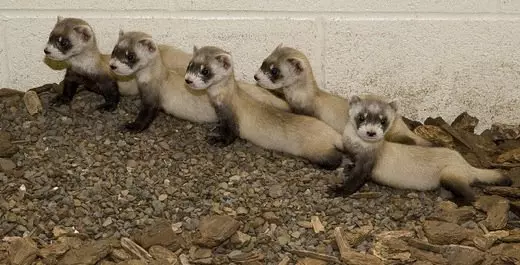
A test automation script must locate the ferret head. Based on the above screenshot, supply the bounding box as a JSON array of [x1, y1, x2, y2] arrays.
[[44, 16, 95, 61], [109, 30, 158, 76], [254, 44, 310, 90], [184, 46, 233, 90], [348, 94, 398, 142]]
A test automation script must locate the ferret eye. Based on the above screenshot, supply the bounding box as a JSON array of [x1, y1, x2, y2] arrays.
[[381, 118, 387, 125], [270, 67, 279, 76], [59, 38, 70, 47], [126, 53, 135, 61], [201, 68, 209, 76], [357, 115, 365, 123]]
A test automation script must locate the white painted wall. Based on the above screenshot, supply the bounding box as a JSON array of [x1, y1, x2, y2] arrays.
[[1, 1, 520, 131]]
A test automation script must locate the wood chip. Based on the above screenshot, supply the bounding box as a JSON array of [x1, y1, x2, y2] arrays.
[[478, 221, 490, 234], [333, 227, 351, 261], [120, 237, 152, 261], [0, 88, 24, 98], [179, 254, 191, 265], [278, 255, 290, 265], [296, 257, 327, 265], [349, 192, 383, 199], [311, 216, 325, 233], [427, 118, 492, 167], [289, 249, 342, 264], [23, 90, 43, 115], [483, 187, 520, 198], [405, 238, 444, 254], [490, 163, 520, 169], [229, 252, 264, 263]]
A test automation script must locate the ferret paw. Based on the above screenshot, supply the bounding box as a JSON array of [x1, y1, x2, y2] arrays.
[[50, 95, 71, 107], [121, 122, 145, 133], [327, 184, 353, 198], [96, 102, 117, 112], [208, 135, 233, 147]]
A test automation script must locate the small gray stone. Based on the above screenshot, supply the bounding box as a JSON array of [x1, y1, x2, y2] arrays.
[[0, 158, 16, 172], [126, 160, 137, 168], [236, 207, 248, 215], [262, 212, 280, 224], [268, 184, 284, 198], [277, 234, 290, 245], [103, 217, 113, 227]]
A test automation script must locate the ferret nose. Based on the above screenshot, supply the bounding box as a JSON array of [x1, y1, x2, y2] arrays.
[[44, 48, 50, 55], [367, 131, 376, 137], [110, 64, 117, 70], [254, 74, 259, 81], [185, 78, 192, 84]]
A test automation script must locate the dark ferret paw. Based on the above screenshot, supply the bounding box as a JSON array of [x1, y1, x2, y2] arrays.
[[96, 102, 118, 112], [207, 135, 233, 147], [121, 122, 145, 133], [327, 184, 351, 198], [50, 95, 71, 107]]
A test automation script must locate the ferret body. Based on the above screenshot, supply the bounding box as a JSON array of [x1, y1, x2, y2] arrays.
[[184, 46, 344, 169], [335, 94, 512, 203], [109, 31, 217, 131], [44, 17, 195, 110], [44, 16, 121, 111], [254, 45, 431, 146], [109, 31, 289, 132]]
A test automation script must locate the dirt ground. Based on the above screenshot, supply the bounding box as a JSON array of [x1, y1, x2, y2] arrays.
[[1, 87, 520, 265]]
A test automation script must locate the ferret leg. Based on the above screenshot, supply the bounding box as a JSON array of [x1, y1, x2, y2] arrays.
[[440, 168, 476, 203], [208, 104, 239, 147]]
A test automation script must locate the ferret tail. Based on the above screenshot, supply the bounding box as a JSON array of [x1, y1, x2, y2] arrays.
[[469, 167, 512, 186]]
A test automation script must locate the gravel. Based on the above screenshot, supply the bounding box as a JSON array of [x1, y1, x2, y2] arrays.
[[0, 90, 443, 263]]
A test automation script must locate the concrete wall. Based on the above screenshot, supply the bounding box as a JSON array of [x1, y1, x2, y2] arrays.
[[1, 1, 520, 131]]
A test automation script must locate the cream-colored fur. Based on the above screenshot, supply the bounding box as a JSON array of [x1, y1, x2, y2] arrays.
[[257, 45, 430, 146], [366, 135, 503, 191], [115, 45, 192, 96], [188, 46, 343, 169], [160, 47, 290, 111], [239, 82, 290, 111], [232, 87, 344, 165], [112, 32, 217, 123], [342, 95, 508, 199], [155, 71, 217, 123]]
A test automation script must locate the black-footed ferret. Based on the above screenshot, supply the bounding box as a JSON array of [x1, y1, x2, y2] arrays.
[[44, 16, 192, 110], [44, 16, 120, 111], [108, 31, 290, 132], [254, 44, 431, 146], [109, 31, 218, 132], [184, 46, 344, 170], [333, 94, 512, 203]]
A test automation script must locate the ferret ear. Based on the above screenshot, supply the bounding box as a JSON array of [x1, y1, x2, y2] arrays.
[[389, 100, 398, 111], [73, 25, 93, 42], [118, 29, 125, 40], [215, 53, 232, 70], [139, 38, 157, 53], [57, 16, 64, 23], [193, 45, 198, 54], [287, 58, 304, 74], [350, 95, 361, 105]]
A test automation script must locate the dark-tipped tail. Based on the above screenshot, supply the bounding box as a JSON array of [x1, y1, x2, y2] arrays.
[[471, 168, 512, 186]]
